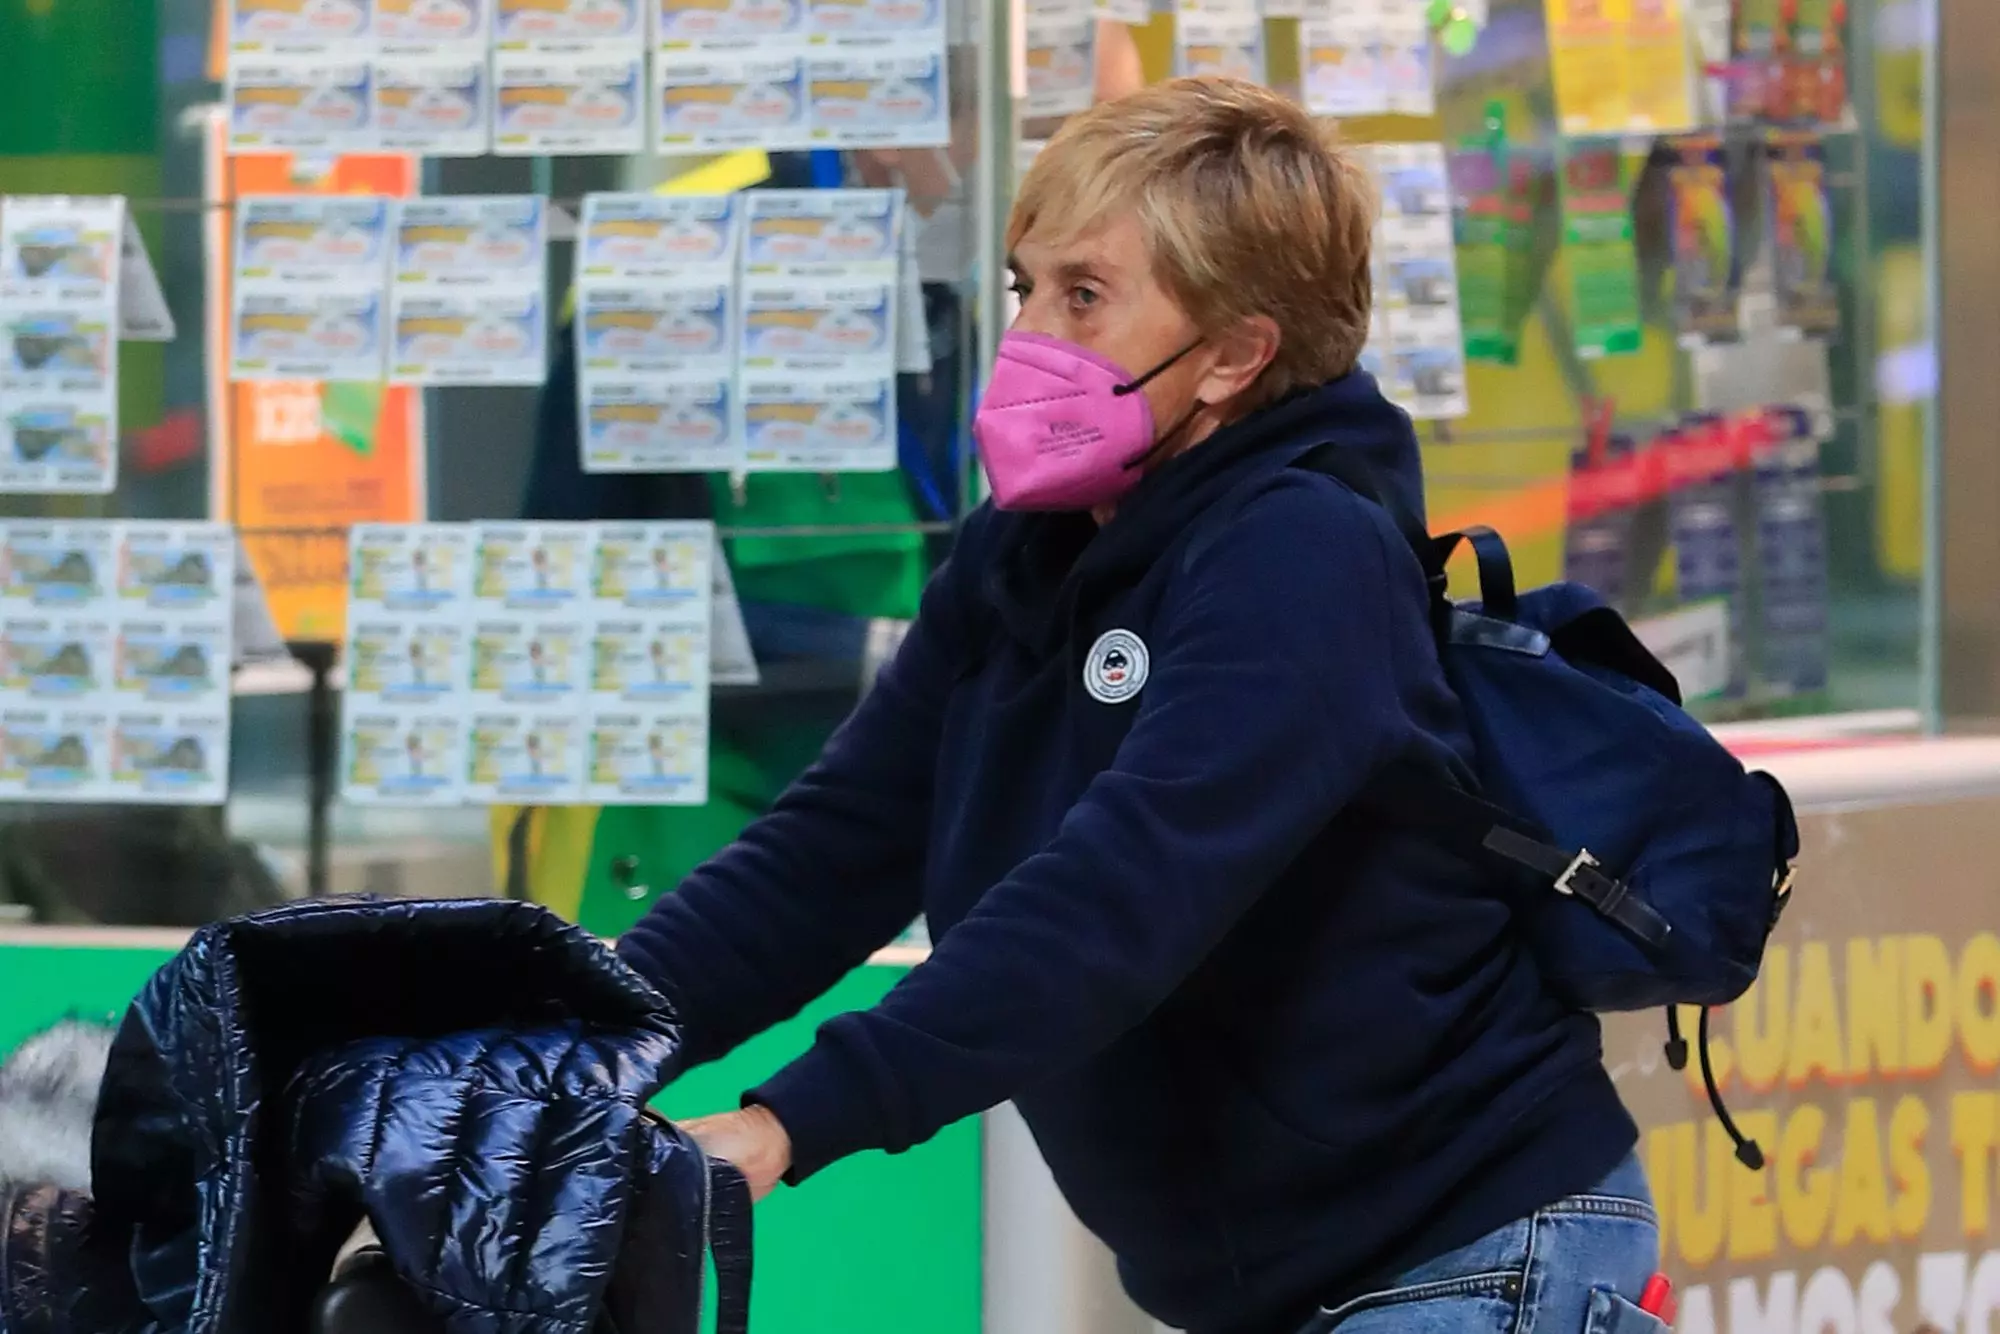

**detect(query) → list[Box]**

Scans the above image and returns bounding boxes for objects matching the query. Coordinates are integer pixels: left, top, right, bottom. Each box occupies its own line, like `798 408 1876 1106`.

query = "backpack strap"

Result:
1363 760 1674 948
707 1159 755 1334
1291 443 1518 618
1288 443 1673 951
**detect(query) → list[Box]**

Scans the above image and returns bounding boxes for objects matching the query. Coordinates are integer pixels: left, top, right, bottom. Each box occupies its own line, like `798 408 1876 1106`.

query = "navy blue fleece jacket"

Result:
618 373 1636 1334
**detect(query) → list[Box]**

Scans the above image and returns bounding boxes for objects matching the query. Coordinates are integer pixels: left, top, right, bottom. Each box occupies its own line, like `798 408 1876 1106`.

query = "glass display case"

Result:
0 0 1943 927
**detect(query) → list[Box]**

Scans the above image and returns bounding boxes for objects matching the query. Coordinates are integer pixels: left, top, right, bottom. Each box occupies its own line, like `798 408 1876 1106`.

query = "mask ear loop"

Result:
1110 338 1203 398
1111 339 1206 472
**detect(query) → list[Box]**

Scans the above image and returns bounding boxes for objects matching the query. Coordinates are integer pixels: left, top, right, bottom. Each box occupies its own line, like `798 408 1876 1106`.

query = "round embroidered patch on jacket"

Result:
1083 629 1149 704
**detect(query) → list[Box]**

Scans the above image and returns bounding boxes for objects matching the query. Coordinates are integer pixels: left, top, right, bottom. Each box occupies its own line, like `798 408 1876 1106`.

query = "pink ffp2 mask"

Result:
973 332 1199 512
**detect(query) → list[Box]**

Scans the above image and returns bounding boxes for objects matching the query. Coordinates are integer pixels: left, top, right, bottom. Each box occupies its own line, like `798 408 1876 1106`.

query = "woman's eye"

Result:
1070 286 1099 307
1007 279 1031 299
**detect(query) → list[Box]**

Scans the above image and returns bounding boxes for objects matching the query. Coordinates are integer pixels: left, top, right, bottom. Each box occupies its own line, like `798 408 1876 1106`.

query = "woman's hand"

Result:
679 1105 793 1202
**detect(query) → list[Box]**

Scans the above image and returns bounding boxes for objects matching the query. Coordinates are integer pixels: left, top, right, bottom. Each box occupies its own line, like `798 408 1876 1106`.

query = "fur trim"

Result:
0 1020 113 1192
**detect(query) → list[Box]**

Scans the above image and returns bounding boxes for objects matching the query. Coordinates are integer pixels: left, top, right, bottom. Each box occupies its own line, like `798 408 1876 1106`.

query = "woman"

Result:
626 78 1660 1334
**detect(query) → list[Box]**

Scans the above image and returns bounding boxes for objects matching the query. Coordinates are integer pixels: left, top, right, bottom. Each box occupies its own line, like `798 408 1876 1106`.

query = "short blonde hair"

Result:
1008 77 1376 406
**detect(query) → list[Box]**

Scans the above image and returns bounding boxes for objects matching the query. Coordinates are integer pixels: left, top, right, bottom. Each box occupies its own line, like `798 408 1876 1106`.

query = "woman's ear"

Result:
1195 315 1281 407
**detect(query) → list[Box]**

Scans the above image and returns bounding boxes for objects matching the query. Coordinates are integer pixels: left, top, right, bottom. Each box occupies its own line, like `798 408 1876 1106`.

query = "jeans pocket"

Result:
1582 1288 1669 1334
1305 1270 1524 1333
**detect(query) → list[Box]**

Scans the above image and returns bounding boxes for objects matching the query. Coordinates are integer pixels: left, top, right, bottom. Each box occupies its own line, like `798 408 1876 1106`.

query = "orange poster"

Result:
203 117 426 643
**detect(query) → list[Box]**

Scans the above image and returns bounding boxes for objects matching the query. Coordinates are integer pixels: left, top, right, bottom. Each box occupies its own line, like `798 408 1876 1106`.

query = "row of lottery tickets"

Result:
1358 143 1468 421
1021 0 1440 119
0 198 123 496
225 0 950 156
0 522 236 805
578 189 926 474
339 522 721 809
231 187 928 470
232 194 551 386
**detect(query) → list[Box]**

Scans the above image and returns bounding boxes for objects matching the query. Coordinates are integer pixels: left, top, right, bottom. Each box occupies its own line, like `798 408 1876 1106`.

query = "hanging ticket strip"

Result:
0 199 127 495
0 522 236 805
339 520 715 807
1360 144 1470 420
224 0 951 155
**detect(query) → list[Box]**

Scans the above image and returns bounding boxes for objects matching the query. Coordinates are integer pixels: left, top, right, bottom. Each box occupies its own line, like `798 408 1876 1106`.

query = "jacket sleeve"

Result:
746 481 1424 1179
615 551 973 1069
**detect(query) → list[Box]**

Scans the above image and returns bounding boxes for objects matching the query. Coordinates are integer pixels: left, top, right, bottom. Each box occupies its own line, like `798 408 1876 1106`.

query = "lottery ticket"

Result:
374 55 489 154
590 522 711 621
577 194 742 275
349 523 473 616
112 620 234 706
232 196 391 381
377 0 492 47
108 710 230 804
741 189 900 270
2 617 112 704
806 0 942 38
0 707 110 802
391 291 547 384
579 374 736 472
471 523 593 612
229 57 374 151
577 195 743 472
388 196 548 385
1023 5 1095 119
738 278 895 372
583 709 708 805
805 51 949 146
0 398 114 495
2 524 114 611
345 618 467 707
654 53 810 151
494 52 647 153
341 709 467 805
655 0 807 44
0 196 123 493
1302 10 1387 117
1174 14 1264 81
495 0 645 45
737 372 895 471
229 0 373 48
465 711 585 802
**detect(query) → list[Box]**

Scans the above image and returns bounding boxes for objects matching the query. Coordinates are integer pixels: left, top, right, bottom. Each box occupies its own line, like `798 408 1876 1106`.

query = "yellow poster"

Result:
1546 0 1631 135
1625 0 1696 131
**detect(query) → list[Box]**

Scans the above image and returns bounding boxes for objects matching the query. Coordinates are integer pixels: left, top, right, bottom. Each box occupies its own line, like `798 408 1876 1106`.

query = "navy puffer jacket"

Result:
0 898 749 1334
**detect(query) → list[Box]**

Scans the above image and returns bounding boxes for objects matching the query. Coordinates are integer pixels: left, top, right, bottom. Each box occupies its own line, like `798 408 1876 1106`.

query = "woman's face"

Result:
1008 212 1209 435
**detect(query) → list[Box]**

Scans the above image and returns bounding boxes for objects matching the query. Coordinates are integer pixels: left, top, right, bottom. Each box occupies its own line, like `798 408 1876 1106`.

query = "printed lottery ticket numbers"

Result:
654 0 949 152
339 522 713 807
737 191 902 471
390 196 549 384
0 522 235 804
227 0 494 156
0 198 123 494
577 194 743 473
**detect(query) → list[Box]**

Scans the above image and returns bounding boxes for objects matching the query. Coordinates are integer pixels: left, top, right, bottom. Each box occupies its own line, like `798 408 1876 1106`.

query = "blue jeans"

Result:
1299 1155 1663 1333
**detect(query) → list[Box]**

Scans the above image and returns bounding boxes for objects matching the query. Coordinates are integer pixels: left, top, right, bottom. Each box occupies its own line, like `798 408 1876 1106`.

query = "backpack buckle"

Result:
1553 849 1601 897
